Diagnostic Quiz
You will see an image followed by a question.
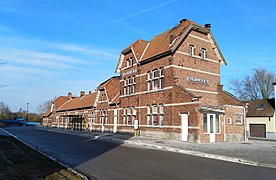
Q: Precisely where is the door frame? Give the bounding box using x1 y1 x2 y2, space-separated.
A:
207 114 216 142
113 109 118 133
181 114 188 142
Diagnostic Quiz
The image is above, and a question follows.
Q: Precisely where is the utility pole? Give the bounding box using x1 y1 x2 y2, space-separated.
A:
26 103 29 122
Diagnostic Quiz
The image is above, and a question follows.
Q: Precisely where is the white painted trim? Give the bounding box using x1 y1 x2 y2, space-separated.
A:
188 126 200 129
110 92 120 103
120 64 138 71
188 34 209 42
120 86 173 97
175 51 219 64
165 64 220 77
131 47 139 64
139 42 150 61
186 88 219 95
164 101 200 107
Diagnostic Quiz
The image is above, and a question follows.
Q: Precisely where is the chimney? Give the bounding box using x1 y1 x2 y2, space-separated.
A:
89 91 92 94
217 85 223 92
179 18 187 24
68 92 72 99
80 91 85 97
204 23 211 30
169 35 175 44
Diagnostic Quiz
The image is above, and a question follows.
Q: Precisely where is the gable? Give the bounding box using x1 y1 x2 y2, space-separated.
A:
247 99 275 117
116 18 226 73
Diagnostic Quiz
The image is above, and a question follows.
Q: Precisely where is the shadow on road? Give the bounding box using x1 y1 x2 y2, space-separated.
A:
2 126 133 179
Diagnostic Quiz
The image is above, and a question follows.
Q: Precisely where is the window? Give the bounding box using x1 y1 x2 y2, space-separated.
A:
203 113 220 133
126 58 133 67
147 72 151 91
147 106 151 126
123 108 126 126
160 68 164 89
101 94 107 101
147 115 151 126
235 114 243 124
189 45 195 56
215 114 220 133
200 48 206 59
203 113 207 133
152 69 159 91
132 76 136 94
228 117 232 125
127 107 132 125
152 105 158 126
257 104 264 110
123 79 127 95
128 77 133 95
159 104 164 126
105 110 108 125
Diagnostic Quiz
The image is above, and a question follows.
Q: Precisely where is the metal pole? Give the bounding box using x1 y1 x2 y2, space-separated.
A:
26 103 29 122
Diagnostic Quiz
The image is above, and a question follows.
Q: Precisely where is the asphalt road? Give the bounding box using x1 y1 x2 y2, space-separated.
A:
2 126 276 180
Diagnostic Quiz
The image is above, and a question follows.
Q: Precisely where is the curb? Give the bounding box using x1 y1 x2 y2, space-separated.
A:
1 129 91 180
98 136 276 170
36 127 276 170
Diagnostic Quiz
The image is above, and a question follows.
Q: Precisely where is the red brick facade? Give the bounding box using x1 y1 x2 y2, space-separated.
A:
43 19 245 143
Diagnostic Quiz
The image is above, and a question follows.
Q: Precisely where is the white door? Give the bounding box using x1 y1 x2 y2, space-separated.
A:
208 114 216 142
181 114 188 142
113 109 118 133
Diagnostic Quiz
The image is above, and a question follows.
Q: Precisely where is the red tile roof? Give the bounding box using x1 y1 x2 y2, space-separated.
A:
57 92 97 111
247 99 275 117
98 76 120 104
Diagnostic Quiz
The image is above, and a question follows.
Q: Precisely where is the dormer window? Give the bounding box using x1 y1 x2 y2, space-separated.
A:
200 48 206 59
257 104 264 110
189 45 195 56
126 58 133 67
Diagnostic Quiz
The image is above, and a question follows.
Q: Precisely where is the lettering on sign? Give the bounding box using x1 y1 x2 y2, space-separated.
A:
187 76 209 85
123 69 137 77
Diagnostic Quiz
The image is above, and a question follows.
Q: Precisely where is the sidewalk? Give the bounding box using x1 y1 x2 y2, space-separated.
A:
37 126 276 169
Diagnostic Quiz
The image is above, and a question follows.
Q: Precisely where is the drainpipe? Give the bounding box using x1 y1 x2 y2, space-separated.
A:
243 106 248 141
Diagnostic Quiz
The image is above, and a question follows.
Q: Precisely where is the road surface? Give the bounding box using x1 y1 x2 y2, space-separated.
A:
2 126 276 180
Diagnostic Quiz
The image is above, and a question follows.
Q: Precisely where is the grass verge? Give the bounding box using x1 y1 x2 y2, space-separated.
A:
0 135 84 180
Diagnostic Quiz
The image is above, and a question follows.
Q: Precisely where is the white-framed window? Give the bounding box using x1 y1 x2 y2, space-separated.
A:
152 105 158 126
147 115 151 126
126 57 133 67
132 76 136 94
235 114 243 124
123 79 127 95
203 113 220 134
189 45 195 56
159 104 164 126
147 105 151 126
128 77 133 95
105 110 108 125
228 117 232 125
160 68 164 89
147 72 151 91
152 69 159 91
127 107 132 125
200 48 206 59
123 108 126 126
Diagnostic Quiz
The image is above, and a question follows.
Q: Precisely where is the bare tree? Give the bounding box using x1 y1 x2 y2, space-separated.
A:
0 102 12 119
37 99 53 115
230 68 276 100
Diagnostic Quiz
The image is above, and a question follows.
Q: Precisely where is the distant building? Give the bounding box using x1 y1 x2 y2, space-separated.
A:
246 83 276 139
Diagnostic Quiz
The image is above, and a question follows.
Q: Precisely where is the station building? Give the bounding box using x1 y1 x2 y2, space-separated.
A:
43 19 245 143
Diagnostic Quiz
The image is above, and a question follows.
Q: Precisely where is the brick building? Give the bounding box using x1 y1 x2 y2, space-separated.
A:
43 18 245 143
115 19 245 143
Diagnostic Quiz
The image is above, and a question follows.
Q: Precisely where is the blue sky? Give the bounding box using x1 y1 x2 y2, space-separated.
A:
0 0 275 113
